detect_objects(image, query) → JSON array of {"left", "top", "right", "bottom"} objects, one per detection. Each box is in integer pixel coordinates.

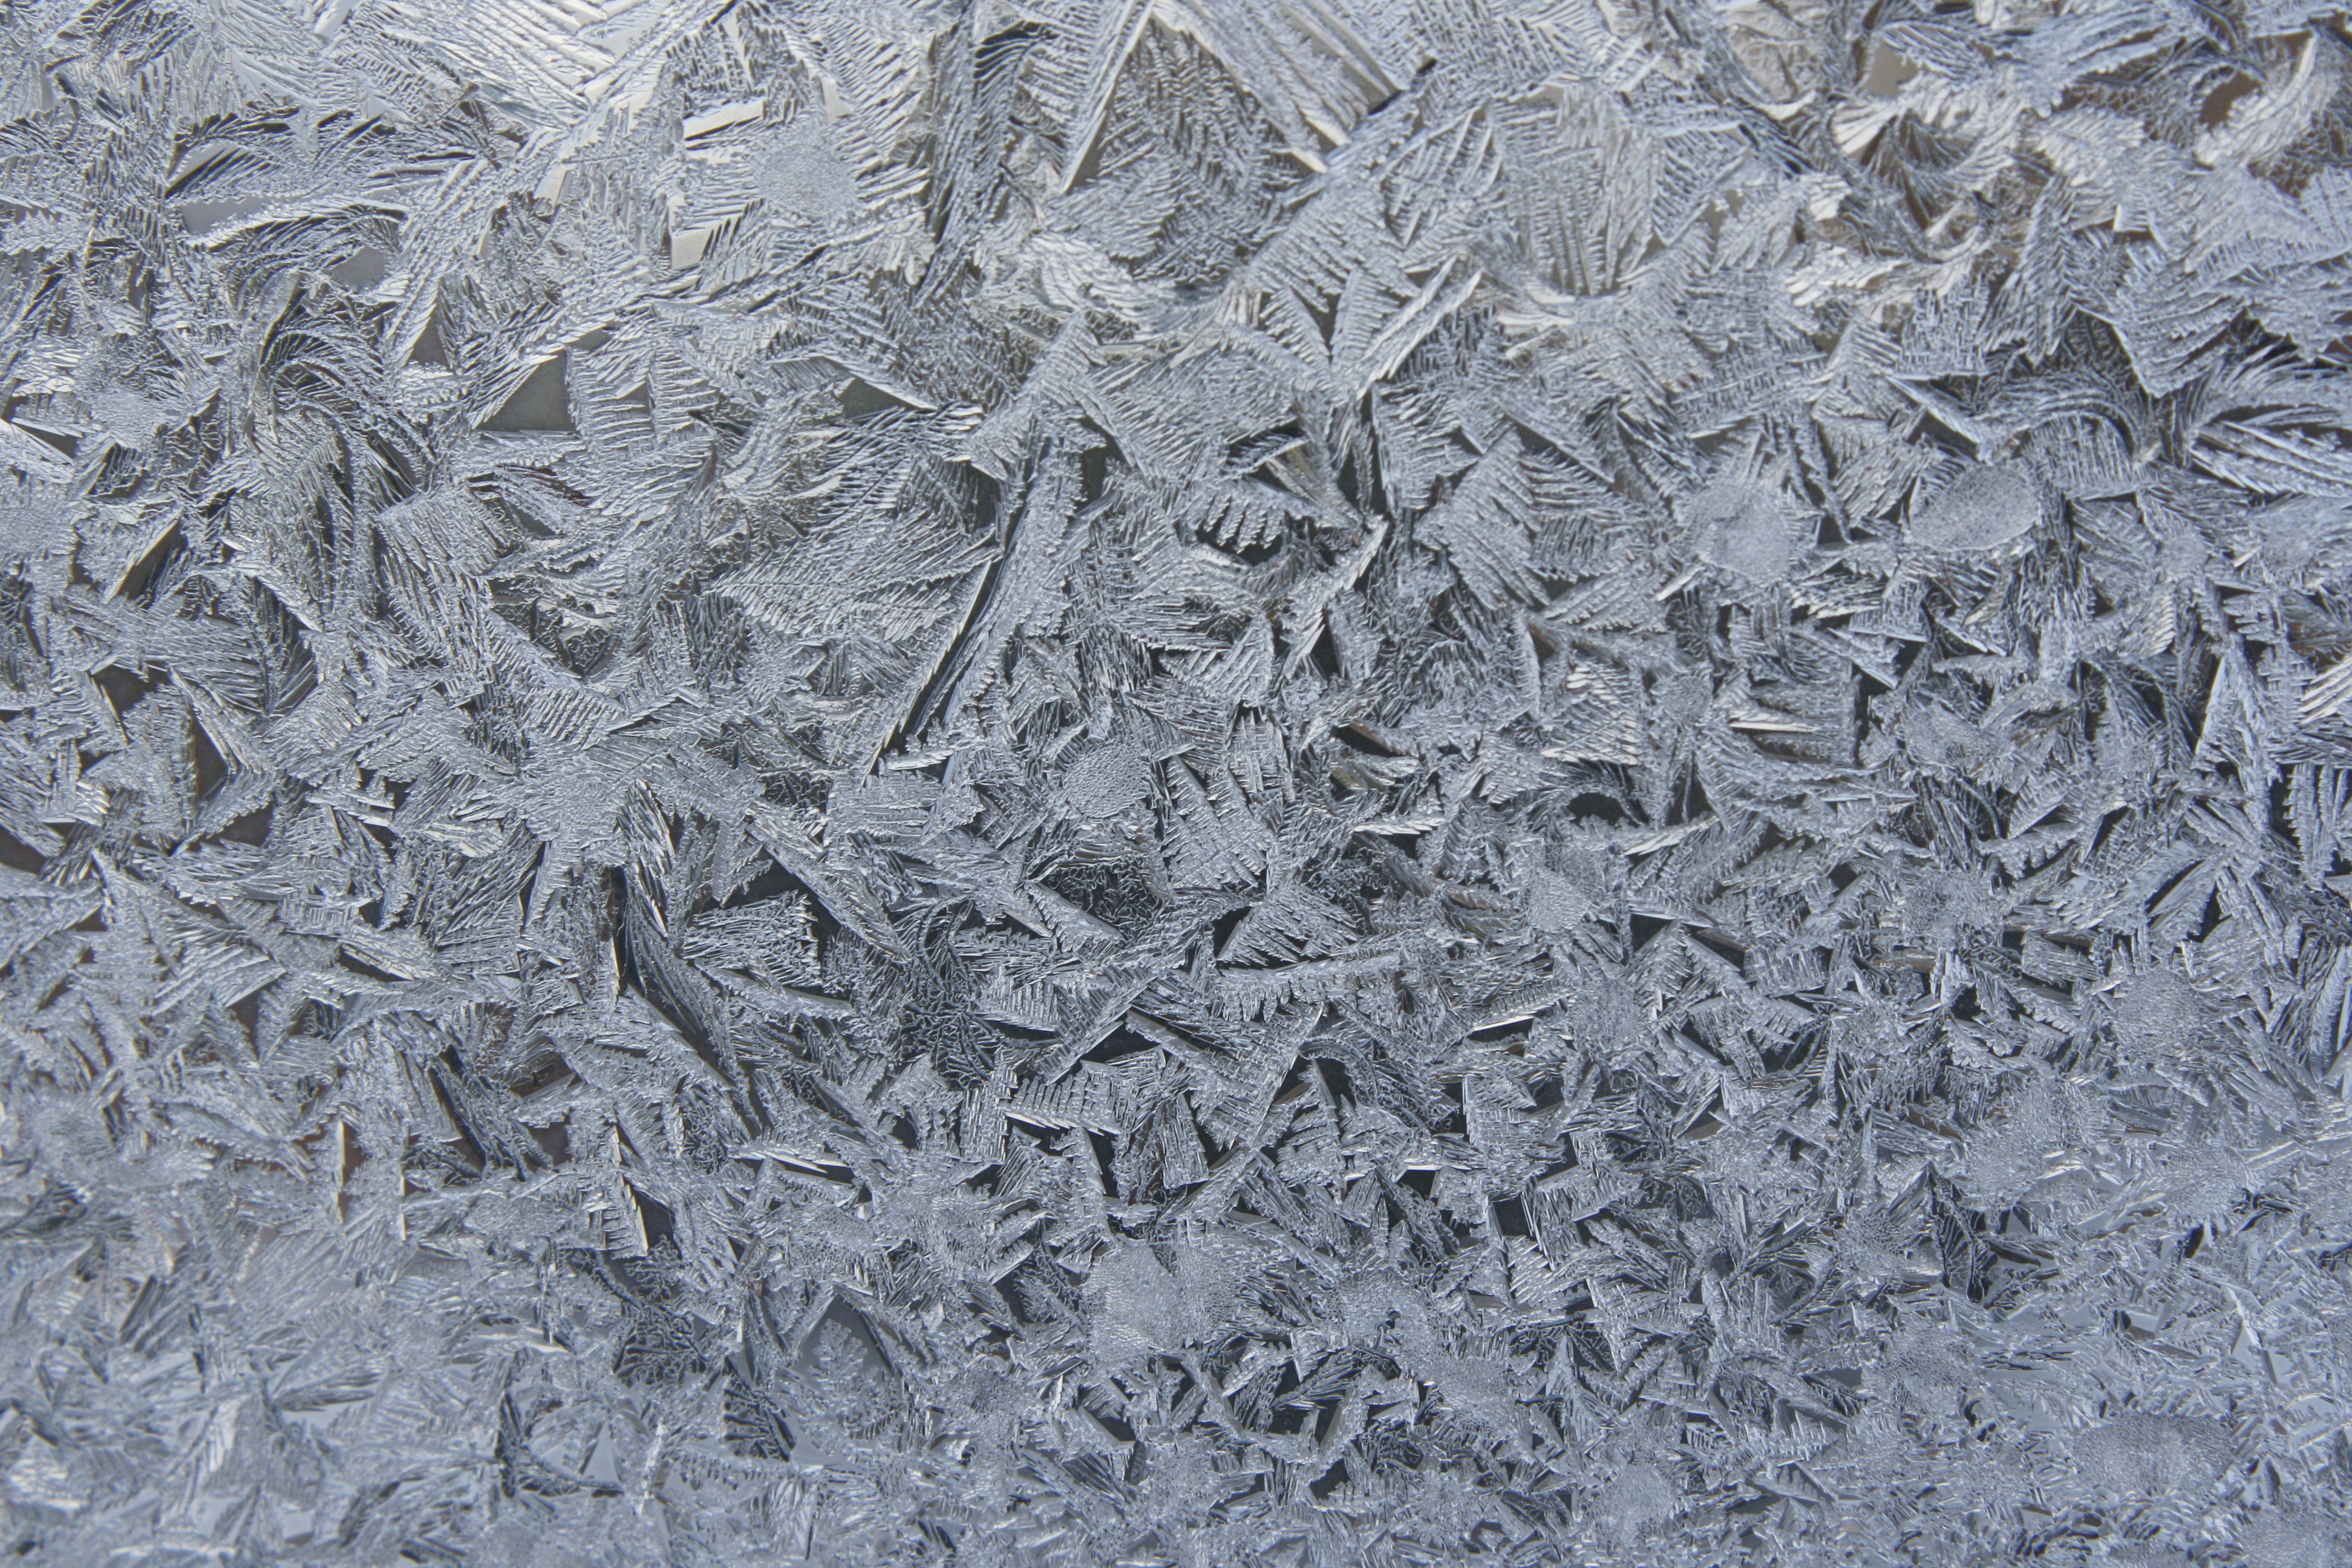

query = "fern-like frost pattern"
[{"left": 1, "top": 0, "right": 2351, "bottom": 1563}]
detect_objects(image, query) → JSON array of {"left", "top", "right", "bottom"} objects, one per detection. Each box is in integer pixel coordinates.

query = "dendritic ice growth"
[{"left": 4, "top": 0, "right": 2352, "bottom": 1564}]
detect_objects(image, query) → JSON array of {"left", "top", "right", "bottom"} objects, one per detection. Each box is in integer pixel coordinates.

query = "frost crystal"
[{"left": 3, "top": 0, "right": 2352, "bottom": 1564}]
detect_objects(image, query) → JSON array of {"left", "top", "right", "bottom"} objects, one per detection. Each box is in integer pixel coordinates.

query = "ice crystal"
[{"left": 2, "top": 0, "right": 2352, "bottom": 1564}]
